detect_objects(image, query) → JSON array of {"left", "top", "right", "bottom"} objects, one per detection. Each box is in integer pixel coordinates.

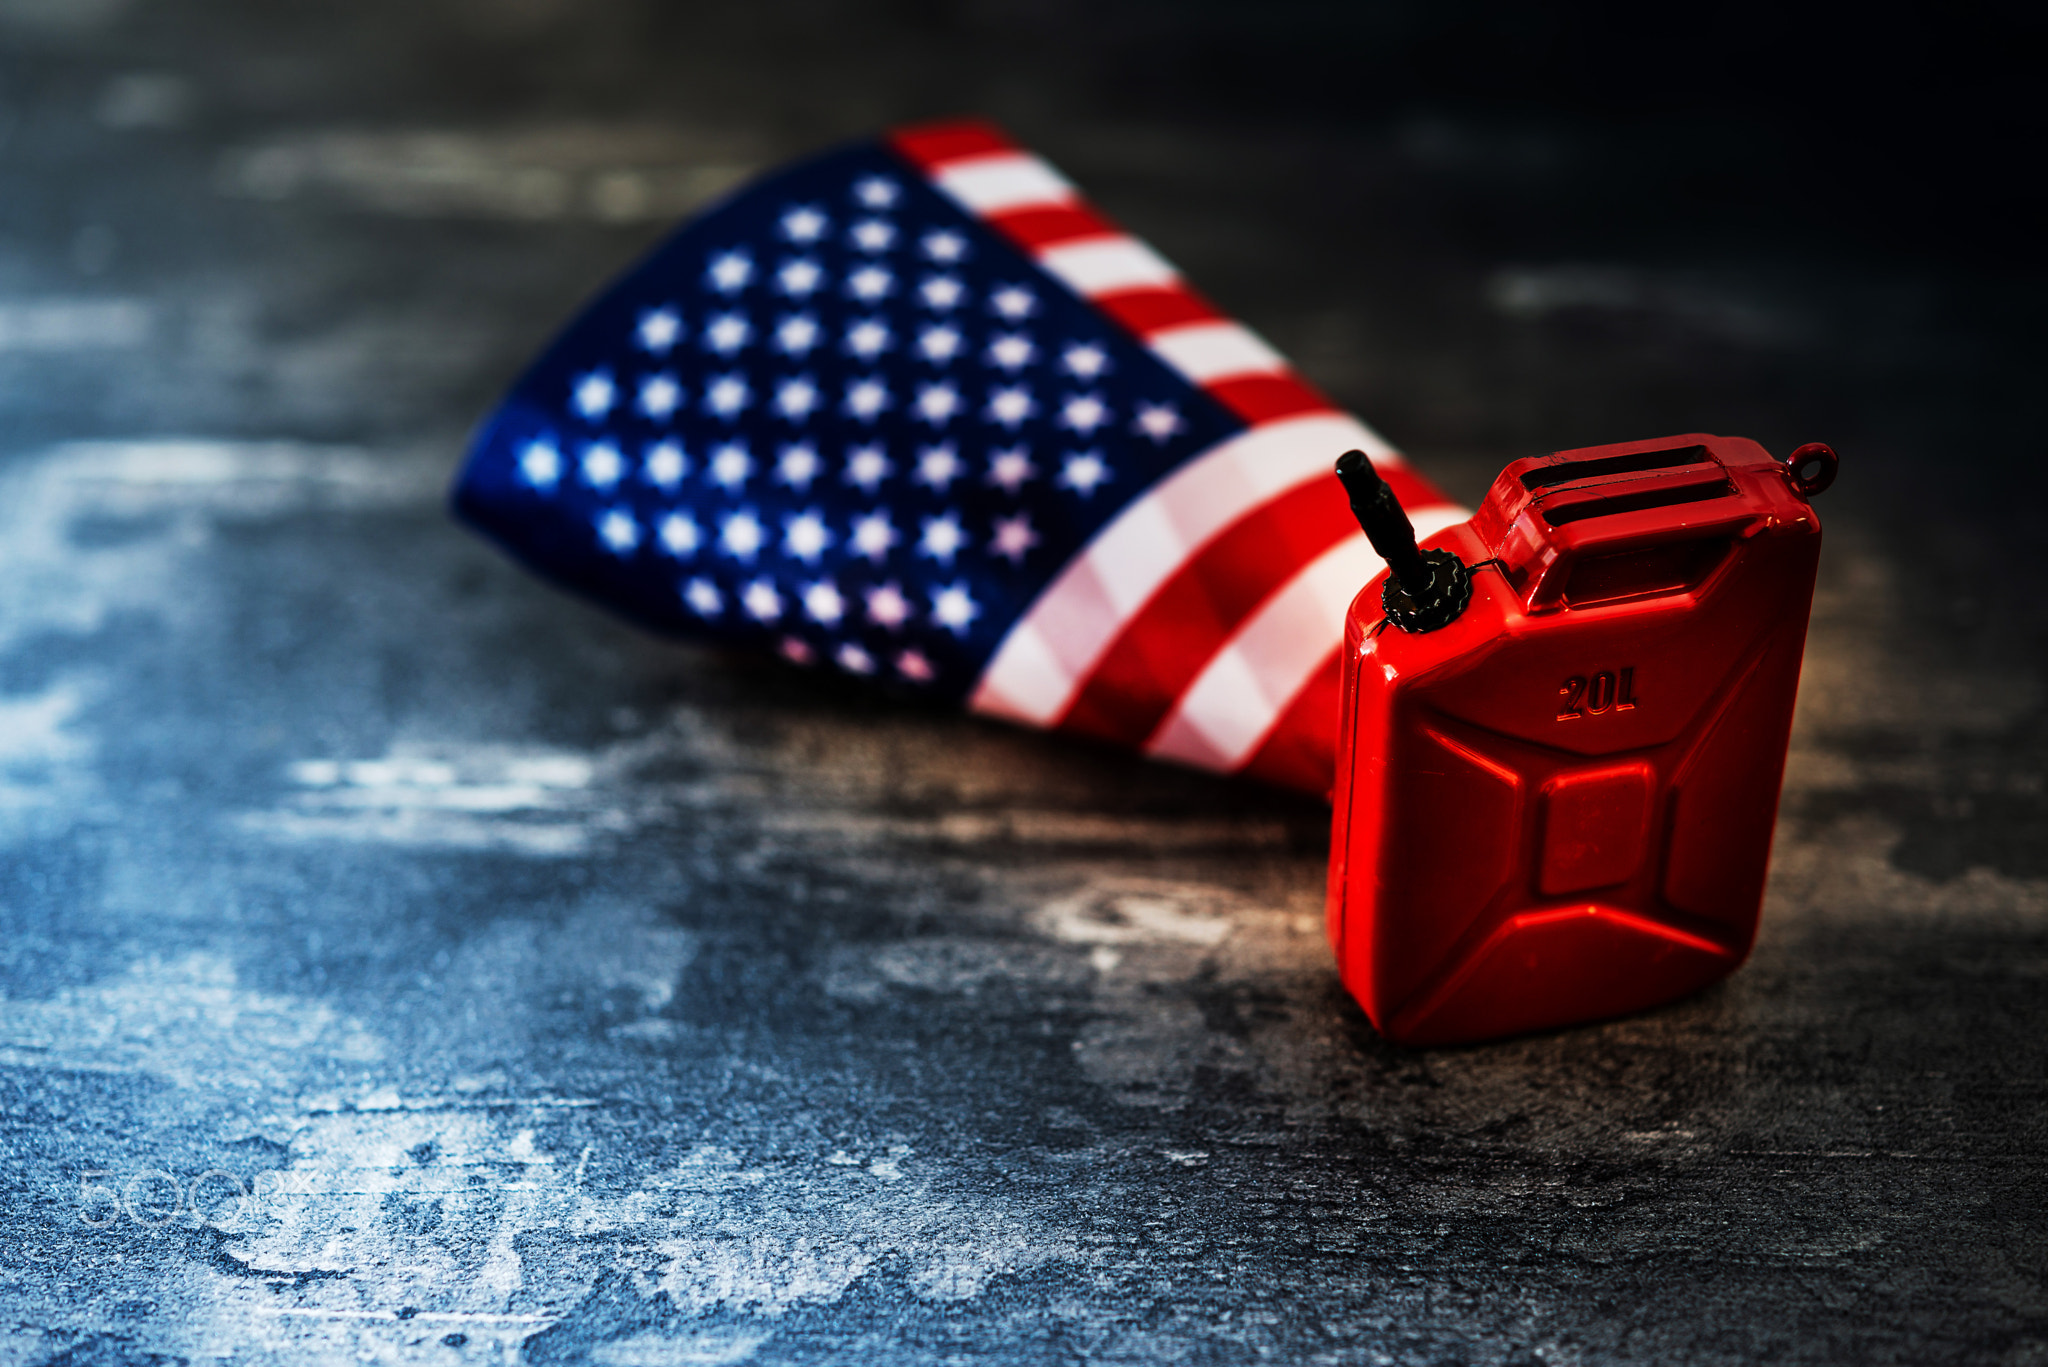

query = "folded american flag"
[{"left": 453, "top": 120, "right": 1462, "bottom": 796}]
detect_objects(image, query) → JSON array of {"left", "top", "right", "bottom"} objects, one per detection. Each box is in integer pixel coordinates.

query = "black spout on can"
[{"left": 1335, "top": 449, "right": 1472, "bottom": 633}]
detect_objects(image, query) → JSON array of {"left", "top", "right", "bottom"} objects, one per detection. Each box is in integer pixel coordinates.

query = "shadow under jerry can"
[{"left": 1328, "top": 434, "right": 1839, "bottom": 1046}]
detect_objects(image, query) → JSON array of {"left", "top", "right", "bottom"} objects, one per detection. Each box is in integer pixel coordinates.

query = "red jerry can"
[{"left": 1327, "top": 434, "right": 1838, "bottom": 1046}]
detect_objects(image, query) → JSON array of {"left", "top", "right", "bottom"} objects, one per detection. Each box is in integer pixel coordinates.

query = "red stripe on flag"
[
  {"left": 1092, "top": 287, "right": 1223, "bottom": 336},
  {"left": 986, "top": 204, "right": 1119, "bottom": 250},
  {"left": 1055, "top": 476, "right": 1360, "bottom": 748},
  {"left": 1205, "top": 373, "right": 1337, "bottom": 425},
  {"left": 1238, "top": 650, "right": 1343, "bottom": 798},
  {"left": 888, "top": 120, "right": 1017, "bottom": 169}
]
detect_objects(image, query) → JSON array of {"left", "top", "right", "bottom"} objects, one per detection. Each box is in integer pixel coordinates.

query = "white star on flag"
[
  {"left": 682, "top": 577, "right": 722, "bottom": 617},
  {"left": 1059, "top": 451, "right": 1110, "bottom": 494},
  {"left": 914, "top": 444, "right": 963, "bottom": 490},
  {"left": 573, "top": 371, "right": 616, "bottom": 419},
  {"left": 643, "top": 440, "right": 687, "bottom": 488},
  {"left": 774, "top": 313, "right": 821, "bottom": 356},
  {"left": 919, "top": 275, "right": 965, "bottom": 310},
  {"left": 850, "top": 219, "right": 896, "bottom": 252},
  {"left": 990, "top": 285, "right": 1036, "bottom": 320},
  {"left": 920, "top": 229, "right": 967, "bottom": 262},
  {"left": 780, "top": 206, "right": 827, "bottom": 242},
  {"left": 773, "top": 376, "right": 821, "bottom": 421},
  {"left": 802, "top": 578, "right": 846, "bottom": 625},
  {"left": 581, "top": 442, "right": 625, "bottom": 488},
  {"left": 657, "top": 512, "right": 700, "bottom": 557},
  {"left": 930, "top": 581, "right": 980, "bottom": 635},
  {"left": 844, "top": 377, "right": 891, "bottom": 421},
  {"left": 919, "top": 513, "right": 966, "bottom": 564},
  {"left": 704, "top": 373, "right": 752, "bottom": 418},
  {"left": 985, "top": 385, "right": 1035, "bottom": 428},
  {"left": 854, "top": 176, "right": 900, "bottom": 209},
  {"left": 914, "top": 383, "right": 963, "bottom": 425},
  {"left": 637, "top": 307, "right": 682, "bottom": 353},
  {"left": 844, "top": 444, "right": 892, "bottom": 492},
  {"left": 986, "top": 333, "right": 1034, "bottom": 371},
  {"left": 774, "top": 442, "right": 820, "bottom": 489},
  {"left": 783, "top": 510, "right": 832, "bottom": 563},
  {"left": 848, "top": 266, "right": 894, "bottom": 302},
  {"left": 597, "top": 508, "right": 639, "bottom": 554},
  {"left": 638, "top": 374, "right": 683, "bottom": 420},
  {"left": 1059, "top": 393, "right": 1110, "bottom": 434},
  {"left": 1134, "top": 402, "right": 1184, "bottom": 442},
  {"left": 741, "top": 577, "right": 782, "bottom": 621},
  {"left": 989, "top": 512, "right": 1039, "bottom": 565},
  {"left": 1061, "top": 343, "right": 1109, "bottom": 379},
  {"left": 706, "top": 250, "right": 752, "bottom": 293},
  {"left": 845, "top": 318, "right": 892, "bottom": 359},
  {"left": 708, "top": 442, "right": 753, "bottom": 491},
  {"left": 866, "top": 582, "right": 911, "bottom": 629},
  {"left": 917, "top": 325, "right": 963, "bottom": 363},
  {"left": 776, "top": 258, "right": 824, "bottom": 297},
  {"left": 987, "top": 446, "right": 1036, "bottom": 492},
  {"left": 518, "top": 439, "right": 561, "bottom": 488},
  {"left": 704, "top": 313, "right": 751, "bottom": 355},
  {"left": 849, "top": 509, "right": 898, "bottom": 561},
  {"left": 719, "top": 508, "right": 766, "bottom": 561}
]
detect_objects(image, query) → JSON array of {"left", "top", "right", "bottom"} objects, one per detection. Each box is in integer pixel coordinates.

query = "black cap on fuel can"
[{"left": 1335, "top": 449, "right": 1472, "bottom": 633}]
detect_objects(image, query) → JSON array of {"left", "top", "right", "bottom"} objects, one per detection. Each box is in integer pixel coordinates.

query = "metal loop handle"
[{"left": 1785, "top": 442, "right": 1838, "bottom": 498}]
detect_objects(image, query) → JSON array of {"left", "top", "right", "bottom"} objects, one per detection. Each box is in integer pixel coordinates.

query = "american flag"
[{"left": 453, "top": 120, "right": 1462, "bottom": 797}]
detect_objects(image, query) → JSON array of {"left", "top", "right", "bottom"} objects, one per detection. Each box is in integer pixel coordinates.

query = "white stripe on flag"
[
  {"left": 1091, "top": 498, "right": 1182, "bottom": 619},
  {"left": 1037, "top": 237, "right": 1181, "bottom": 296},
  {"left": 966, "top": 620, "right": 1069, "bottom": 729},
  {"left": 931, "top": 153, "right": 1076, "bottom": 214},
  {"left": 968, "top": 411, "right": 1399, "bottom": 727},
  {"left": 1147, "top": 322, "right": 1288, "bottom": 384},
  {"left": 1145, "top": 505, "right": 1469, "bottom": 771}
]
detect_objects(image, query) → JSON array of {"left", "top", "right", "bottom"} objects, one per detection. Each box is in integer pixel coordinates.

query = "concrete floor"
[{"left": 0, "top": 2, "right": 2042, "bottom": 1363}]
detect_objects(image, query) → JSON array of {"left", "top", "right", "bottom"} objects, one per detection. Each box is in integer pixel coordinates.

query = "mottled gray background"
[{"left": 0, "top": 2, "right": 2043, "bottom": 1363}]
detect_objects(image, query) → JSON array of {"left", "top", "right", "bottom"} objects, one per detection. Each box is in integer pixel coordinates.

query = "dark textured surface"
[{"left": 1, "top": 3, "right": 2043, "bottom": 1363}]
